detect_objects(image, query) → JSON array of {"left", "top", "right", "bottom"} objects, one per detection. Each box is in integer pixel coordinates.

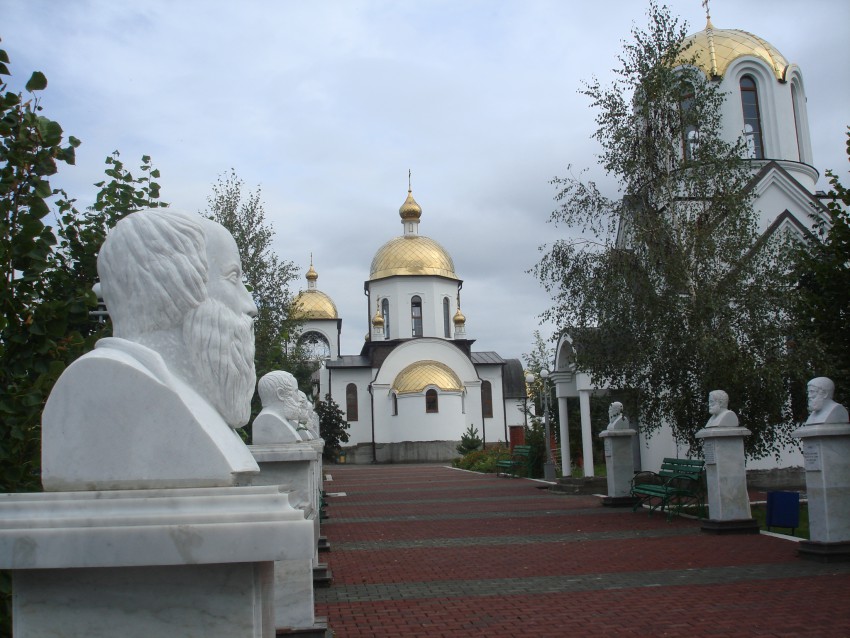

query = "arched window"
[
  {"left": 425, "top": 389, "right": 438, "bottom": 413},
  {"left": 381, "top": 298, "right": 390, "bottom": 339},
  {"left": 740, "top": 75, "right": 764, "bottom": 159},
  {"left": 443, "top": 297, "right": 451, "bottom": 338},
  {"left": 679, "top": 84, "right": 698, "bottom": 160},
  {"left": 481, "top": 381, "right": 493, "bottom": 418},
  {"left": 392, "top": 393, "right": 398, "bottom": 416},
  {"left": 299, "top": 331, "right": 331, "bottom": 360},
  {"left": 411, "top": 296, "right": 423, "bottom": 338},
  {"left": 346, "top": 383, "right": 358, "bottom": 422}
]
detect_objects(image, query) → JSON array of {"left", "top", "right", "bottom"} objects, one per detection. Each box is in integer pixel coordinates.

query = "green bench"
[
  {"left": 496, "top": 445, "right": 532, "bottom": 477},
  {"left": 631, "top": 457, "right": 706, "bottom": 519}
]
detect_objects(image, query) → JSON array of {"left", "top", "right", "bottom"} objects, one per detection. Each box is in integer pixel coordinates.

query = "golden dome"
[
  {"left": 453, "top": 307, "right": 466, "bottom": 325},
  {"left": 292, "top": 290, "right": 338, "bottom": 320},
  {"left": 392, "top": 360, "right": 463, "bottom": 395},
  {"left": 370, "top": 235, "right": 458, "bottom": 281},
  {"left": 372, "top": 307, "right": 384, "bottom": 326},
  {"left": 399, "top": 189, "right": 422, "bottom": 221},
  {"left": 680, "top": 21, "right": 789, "bottom": 81},
  {"left": 305, "top": 263, "right": 318, "bottom": 282}
]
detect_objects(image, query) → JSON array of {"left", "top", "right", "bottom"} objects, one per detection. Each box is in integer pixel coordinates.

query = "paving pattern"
[{"left": 315, "top": 464, "right": 850, "bottom": 637}]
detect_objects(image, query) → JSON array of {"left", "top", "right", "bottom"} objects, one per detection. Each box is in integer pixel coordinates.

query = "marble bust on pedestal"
[
  {"left": 606, "top": 402, "right": 628, "bottom": 430},
  {"left": 253, "top": 370, "right": 305, "bottom": 444},
  {"left": 42, "top": 209, "right": 260, "bottom": 490},
  {"left": 805, "top": 377, "right": 849, "bottom": 425},
  {"left": 705, "top": 390, "right": 739, "bottom": 428}
]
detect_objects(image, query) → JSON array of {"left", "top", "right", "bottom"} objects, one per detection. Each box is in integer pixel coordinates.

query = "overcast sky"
[{"left": 3, "top": 0, "right": 848, "bottom": 363}]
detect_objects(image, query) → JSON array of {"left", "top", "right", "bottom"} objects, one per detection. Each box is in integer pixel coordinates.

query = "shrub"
[
  {"left": 452, "top": 445, "right": 508, "bottom": 473},
  {"left": 456, "top": 424, "right": 483, "bottom": 455}
]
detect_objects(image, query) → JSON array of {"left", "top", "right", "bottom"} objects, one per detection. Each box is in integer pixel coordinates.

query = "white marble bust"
[
  {"left": 705, "top": 390, "right": 739, "bottom": 428},
  {"left": 253, "top": 370, "right": 304, "bottom": 444},
  {"left": 805, "top": 377, "right": 849, "bottom": 425},
  {"left": 606, "top": 402, "right": 628, "bottom": 430},
  {"left": 42, "top": 209, "right": 260, "bottom": 490},
  {"left": 296, "top": 391, "right": 318, "bottom": 440}
]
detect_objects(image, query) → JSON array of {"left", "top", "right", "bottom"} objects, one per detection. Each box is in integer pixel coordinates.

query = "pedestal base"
[
  {"left": 700, "top": 518, "right": 760, "bottom": 535},
  {"left": 317, "top": 536, "right": 331, "bottom": 552},
  {"left": 798, "top": 540, "right": 850, "bottom": 563},
  {"left": 276, "top": 617, "right": 333, "bottom": 637},
  {"left": 602, "top": 495, "right": 641, "bottom": 507},
  {"left": 313, "top": 563, "right": 333, "bottom": 587}
]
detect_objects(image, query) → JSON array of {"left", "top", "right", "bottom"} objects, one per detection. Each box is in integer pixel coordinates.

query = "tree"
[
  {"left": 533, "top": 2, "right": 796, "bottom": 458},
  {"left": 203, "top": 171, "right": 305, "bottom": 419},
  {"left": 792, "top": 130, "right": 850, "bottom": 405},
  {"left": 456, "top": 424, "right": 483, "bottom": 455},
  {"left": 314, "top": 394, "right": 350, "bottom": 461}
]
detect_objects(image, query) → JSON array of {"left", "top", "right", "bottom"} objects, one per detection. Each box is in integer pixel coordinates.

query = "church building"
[
  {"left": 551, "top": 16, "right": 828, "bottom": 476},
  {"left": 292, "top": 188, "right": 526, "bottom": 463}
]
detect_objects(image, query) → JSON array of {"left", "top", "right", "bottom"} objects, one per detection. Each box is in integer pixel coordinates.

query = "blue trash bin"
[{"left": 766, "top": 491, "right": 800, "bottom": 534}]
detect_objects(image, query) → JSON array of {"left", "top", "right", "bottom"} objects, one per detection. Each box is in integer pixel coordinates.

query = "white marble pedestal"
[
  {"left": 696, "top": 426, "right": 759, "bottom": 534},
  {"left": 792, "top": 422, "right": 850, "bottom": 562},
  {"left": 249, "top": 442, "right": 330, "bottom": 634},
  {"left": 0, "top": 486, "right": 313, "bottom": 638},
  {"left": 598, "top": 429, "right": 639, "bottom": 507}
]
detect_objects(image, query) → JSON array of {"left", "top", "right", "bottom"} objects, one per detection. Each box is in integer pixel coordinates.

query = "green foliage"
[
  {"left": 522, "top": 420, "right": 548, "bottom": 478},
  {"left": 0, "top": 43, "right": 166, "bottom": 636},
  {"left": 315, "top": 394, "right": 350, "bottom": 461},
  {"left": 452, "top": 445, "right": 508, "bottom": 473},
  {"left": 792, "top": 130, "right": 850, "bottom": 407},
  {"left": 533, "top": 2, "right": 797, "bottom": 458},
  {"left": 456, "top": 424, "right": 483, "bottom": 455},
  {"left": 203, "top": 170, "right": 305, "bottom": 422}
]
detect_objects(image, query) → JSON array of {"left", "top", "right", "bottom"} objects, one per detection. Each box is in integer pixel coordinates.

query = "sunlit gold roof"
[
  {"left": 370, "top": 235, "right": 458, "bottom": 281},
  {"left": 292, "top": 290, "right": 338, "bottom": 320},
  {"left": 392, "top": 360, "right": 463, "bottom": 395},
  {"left": 680, "top": 20, "right": 789, "bottom": 81}
]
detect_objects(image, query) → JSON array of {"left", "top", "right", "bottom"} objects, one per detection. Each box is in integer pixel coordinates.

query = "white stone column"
[
  {"left": 696, "top": 426, "right": 759, "bottom": 534},
  {"left": 558, "top": 396, "right": 571, "bottom": 476},
  {"left": 579, "top": 390, "right": 594, "bottom": 477},
  {"left": 599, "top": 428, "right": 638, "bottom": 506},
  {"left": 792, "top": 422, "right": 850, "bottom": 561}
]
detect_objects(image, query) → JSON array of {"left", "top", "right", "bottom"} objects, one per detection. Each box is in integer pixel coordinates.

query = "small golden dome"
[
  {"left": 399, "top": 189, "right": 422, "bottom": 221},
  {"left": 392, "top": 360, "right": 463, "bottom": 395},
  {"left": 305, "top": 263, "right": 318, "bottom": 282},
  {"left": 680, "top": 21, "right": 789, "bottom": 81},
  {"left": 292, "top": 290, "right": 338, "bottom": 320},
  {"left": 453, "top": 307, "right": 466, "bottom": 325},
  {"left": 372, "top": 307, "right": 384, "bottom": 326},
  {"left": 370, "top": 235, "right": 458, "bottom": 281}
]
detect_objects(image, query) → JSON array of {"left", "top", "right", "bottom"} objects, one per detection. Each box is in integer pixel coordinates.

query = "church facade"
[
  {"left": 292, "top": 189, "right": 526, "bottom": 463},
  {"left": 550, "top": 18, "right": 828, "bottom": 476}
]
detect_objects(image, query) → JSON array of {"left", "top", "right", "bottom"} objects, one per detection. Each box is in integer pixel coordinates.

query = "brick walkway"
[{"left": 316, "top": 464, "right": 850, "bottom": 637}]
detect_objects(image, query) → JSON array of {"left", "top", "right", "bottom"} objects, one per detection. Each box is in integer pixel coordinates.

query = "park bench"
[
  {"left": 631, "top": 457, "right": 706, "bottom": 520},
  {"left": 496, "top": 445, "right": 532, "bottom": 478}
]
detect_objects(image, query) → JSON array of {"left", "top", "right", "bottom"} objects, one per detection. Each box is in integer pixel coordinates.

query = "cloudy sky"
[{"left": 3, "top": 0, "right": 848, "bottom": 362}]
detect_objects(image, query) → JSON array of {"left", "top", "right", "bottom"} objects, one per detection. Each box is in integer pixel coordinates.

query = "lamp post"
[
  {"left": 523, "top": 372, "right": 534, "bottom": 429},
  {"left": 540, "top": 369, "right": 556, "bottom": 481}
]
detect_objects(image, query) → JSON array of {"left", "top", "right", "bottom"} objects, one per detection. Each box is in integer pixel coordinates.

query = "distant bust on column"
[
  {"left": 253, "top": 371, "right": 305, "bottom": 444},
  {"left": 607, "top": 402, "right": 628, "bottom": 430},
  {"left": 805, "top": 377, "right": 849, "bottom": 425},
  {"left": 42, "top": 209, "right": 261, "bottom": 490},
  {"left": 705, "top": 390, "right": 739, "bottom": 428}
]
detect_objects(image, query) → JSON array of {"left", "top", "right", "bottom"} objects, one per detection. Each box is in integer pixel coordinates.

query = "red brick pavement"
[{"left": 316, "top": 464, "right": 850, "bottom": 637}]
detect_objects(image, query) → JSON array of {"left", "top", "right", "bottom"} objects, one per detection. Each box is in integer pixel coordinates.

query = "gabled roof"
[{"left": 471, "top": 351, "right": 505, "bottom": 365}]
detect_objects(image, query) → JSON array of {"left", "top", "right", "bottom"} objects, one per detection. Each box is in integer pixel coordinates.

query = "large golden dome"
[
  {"left": 370, "top": 235, "right": 458, "bottom": 281},
  {"left": 680, "top": 20, "right": 789, "bottom": 81},
  {"left": 292, "top": 290, "right": 338, "bottom": 320},
  {"left": 392, "top": 360, "right": 463, "bottom": 395}
]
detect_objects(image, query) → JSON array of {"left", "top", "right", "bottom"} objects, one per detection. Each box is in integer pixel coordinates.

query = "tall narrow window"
[
  {"left": 791, "top": 82, "right": 804, "bottom": 162},
  {"left": 346, "top": 383, "right": 358, "bottom": 422},
  {"left": 392, "top": 393, "right": 398, "bottom": 416},
  {"left": 425, "top": 389, "right": 438, "bottom": 413},
  {"left": 481, "top": 381, "right": 493, "bottom": 418},
  {"left": 740, "top": 76, "right": 764, "bottom": 159},
  {"left": 679, "top": 86, "right": 698, "bottom": 160},
  {"left": 381, "top": 298, "right": 390, "bottom": 339},
  {"left": 443, "top": 298, "right": 451, "bottom": 338},
  {"left": 411, "top": 296, "right": 423, "bottom": 337}
]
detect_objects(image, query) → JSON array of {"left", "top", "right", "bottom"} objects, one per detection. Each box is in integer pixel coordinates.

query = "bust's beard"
[{"left": 184, "top": 298, "right": 256, "bottom": 428}]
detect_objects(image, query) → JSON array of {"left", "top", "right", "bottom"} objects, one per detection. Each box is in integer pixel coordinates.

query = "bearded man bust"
[{"left": 42, "top": 209, "right": 261, "bottom": 491}]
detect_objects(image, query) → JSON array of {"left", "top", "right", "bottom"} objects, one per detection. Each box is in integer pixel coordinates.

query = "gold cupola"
[
  {"left": 678, "top": 18, "right": 789, "bottom": 81},
  {"left": 392, "top": 360, "right": 463, "bottom": 395},
  {"left": 291, "top": 258, "right": 338, "bottom": 320},
  {"left": 369, "top": 187, "right": 459, "bottom": 282}
]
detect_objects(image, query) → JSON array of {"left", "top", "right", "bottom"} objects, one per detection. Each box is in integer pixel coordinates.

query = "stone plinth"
[
  {"left": 792, "top": 422, "right": 850, "bottom": 561},
  {"left": 0, "top": 485, "right": 312, "bottom": 638},
  {"left": 598, "top": 429, "right": 639, "bottom": 507},
  {"left": 696, "top": 426, "right": 759, "bottom": 534}
]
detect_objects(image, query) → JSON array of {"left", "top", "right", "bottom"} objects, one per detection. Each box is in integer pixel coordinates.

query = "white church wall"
[
  {"left": 374, "top": 391, "right": 466, "bottom": 443},
  {"left": 327, "top": 368, "right": 373, "bottom": 446},
  {"left": 476, "top": 365, "right": 506, "bottom": 444},
  {"left": 369, "top": 277, "right": 459, "bottom": 340}
]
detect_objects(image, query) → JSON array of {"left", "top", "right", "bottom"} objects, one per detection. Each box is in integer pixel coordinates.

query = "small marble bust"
[
  {"left": 705, "top": 390, "right": 739, "bottom": 428},
  {"left": 805, "top": 377, "right": 849, "bottom": 425},
  {"left": 296, "top": 391, "right": 317, "bottom": 440},
  {"left": 607, "top": 402, "right": 628, "bottom": 430},
  {"left": 253, "top": 371, "right": 304, "bottom": 444}
]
